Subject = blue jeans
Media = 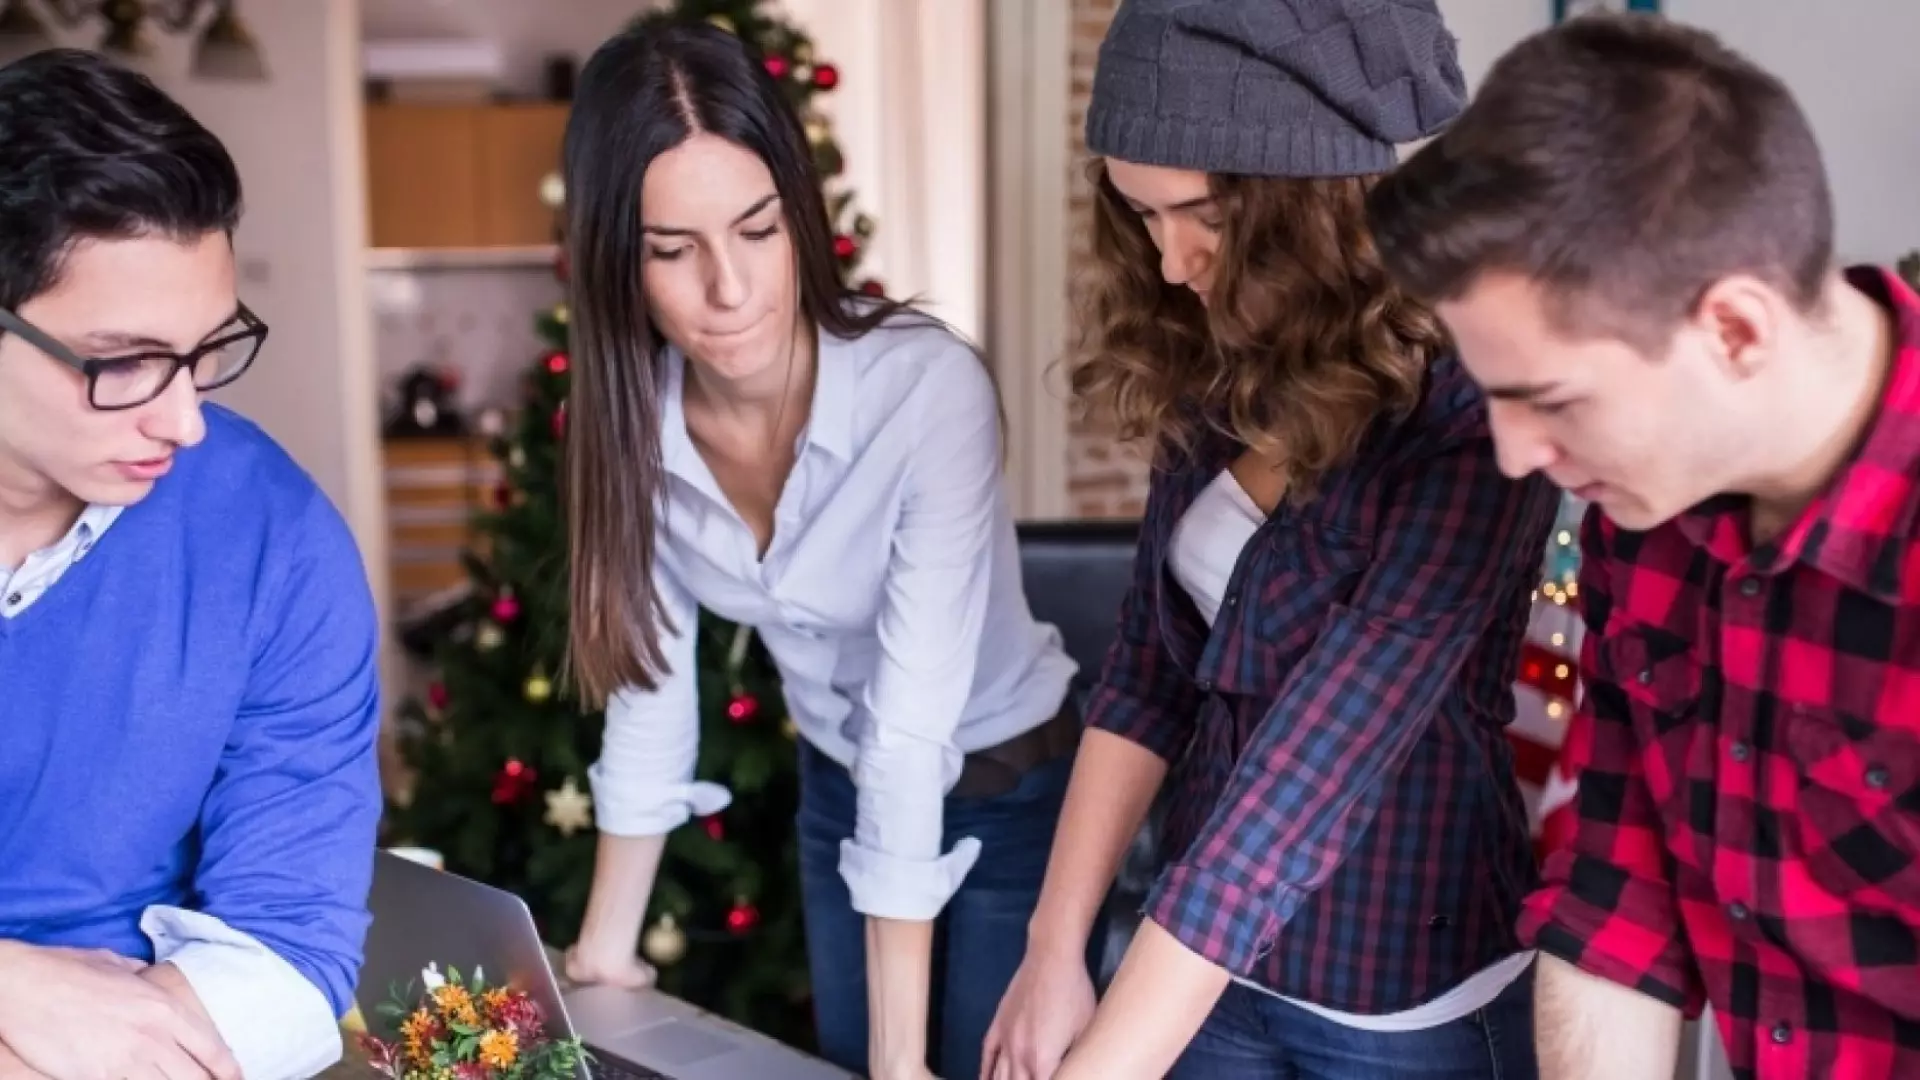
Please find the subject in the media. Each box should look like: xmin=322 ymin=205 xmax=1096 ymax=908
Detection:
xmin=1168 ymin=960 xmax=1539 ymax=1080
xmin=796 ymin=738 xmax=1074 ymax=1080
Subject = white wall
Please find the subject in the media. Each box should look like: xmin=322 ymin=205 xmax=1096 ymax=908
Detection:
xmin=1665 ymin=0 xmax=1920 ymax=264
xmin=361 ymin=0 xmax=652 ymax=96
xmin=184 ymin=5 xmax=383 ymax=561
xmin=1436 ymin=0 xmax=1920 ymax=264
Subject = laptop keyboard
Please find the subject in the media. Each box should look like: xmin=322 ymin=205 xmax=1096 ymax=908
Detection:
xmin=589 ymin=1052 xmax=669 ymax=1080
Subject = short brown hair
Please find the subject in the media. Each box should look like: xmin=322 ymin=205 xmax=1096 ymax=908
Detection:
xmin=1366 ymin=13 xmax=1833 ymax=351
xmin=1069 ymin=163 xmax=1444 ymax=502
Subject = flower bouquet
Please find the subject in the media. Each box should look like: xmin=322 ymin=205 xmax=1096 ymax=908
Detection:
xmin=359 ymin=963 xmax=587 ymax=1080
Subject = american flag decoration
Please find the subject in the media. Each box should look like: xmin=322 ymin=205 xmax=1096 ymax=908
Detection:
xmin=1508 ymin=496 xmax=1589 ymax=860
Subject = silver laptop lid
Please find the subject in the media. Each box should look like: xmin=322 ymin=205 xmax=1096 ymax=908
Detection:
xmin=359 ymin=850 xmax=580 ymax=1048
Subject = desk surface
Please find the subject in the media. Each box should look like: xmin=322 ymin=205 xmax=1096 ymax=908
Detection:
xmin=325 ymin=945 xmax=821 ymax=1079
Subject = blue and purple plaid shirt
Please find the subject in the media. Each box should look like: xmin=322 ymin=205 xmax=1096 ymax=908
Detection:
xmin=1086 ymin=354 xmax=1560 ymax=1011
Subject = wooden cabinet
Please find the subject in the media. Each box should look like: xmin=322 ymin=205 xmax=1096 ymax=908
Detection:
xmin=364 ymin=102 xmax=569 ymax=251
xmin=382 ymin=436 xmax=501 ymax=609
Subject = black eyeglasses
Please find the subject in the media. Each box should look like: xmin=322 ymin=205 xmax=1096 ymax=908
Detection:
xmin=0 ymin=303 xmax=268 ymax=411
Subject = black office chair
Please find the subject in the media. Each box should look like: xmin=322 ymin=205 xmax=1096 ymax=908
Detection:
xmin=1013 ymin=519 xmax=1159 ymax=984
xmin=1013 ymin=519 xmax=1139 ymax=691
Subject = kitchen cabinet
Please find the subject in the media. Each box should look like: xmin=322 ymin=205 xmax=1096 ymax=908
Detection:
xmin=364 ymin=102 xmax=569 ymax=252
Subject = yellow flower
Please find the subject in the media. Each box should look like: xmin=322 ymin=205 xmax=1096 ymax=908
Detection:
xmin=431 ymin=983 xmax=480 ymax=1027
xmin=479 ymin=987 xmax=511 ymax=1019
xmin=479 ymin=1029 xmax=519 ymax=1070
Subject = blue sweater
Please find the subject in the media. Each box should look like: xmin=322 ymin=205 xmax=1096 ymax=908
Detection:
xmin=0 ymin=406 xmax=382 ymax=1016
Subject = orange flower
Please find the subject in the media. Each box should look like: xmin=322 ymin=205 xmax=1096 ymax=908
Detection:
xmin=432 ymin=983 xmax=481 ymax=1027
xmin=478 ymin=1028 xmax=519 ymax=1070
xmin=479 ymin=987 xmax=512 ymax=1021
xmin=400 ymin=1007 xmax=442 ymax=1067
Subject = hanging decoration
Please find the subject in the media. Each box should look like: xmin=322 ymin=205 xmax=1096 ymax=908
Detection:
xmin=543 ymin=777 xmax=594 ymax=836
xmin=492 ymin=759 xmax=539 ymax=805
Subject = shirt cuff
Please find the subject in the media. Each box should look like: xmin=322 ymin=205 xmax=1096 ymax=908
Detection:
xmin=1516 ymin=874 xmax=1697 ymax=1013
xmin=140 ymin=906 xmax=343 ymax=1080
xmin=838 ymin=835 xmax=982 ymax=921
xmin=1085 ymin=683 xmax=1189 ymax=761
xmin=586 ymin=769 xmax=733 ymax=836
xmin=1143 ymin=864 xmax=1292 ymax=977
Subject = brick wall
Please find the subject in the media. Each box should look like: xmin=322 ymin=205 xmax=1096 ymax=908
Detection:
xmin=1064 ymin=0 xmax=1152 ymax=519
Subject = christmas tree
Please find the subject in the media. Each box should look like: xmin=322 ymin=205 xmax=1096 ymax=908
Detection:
xmin=383 ymin=0 xmax=884 ymax=1048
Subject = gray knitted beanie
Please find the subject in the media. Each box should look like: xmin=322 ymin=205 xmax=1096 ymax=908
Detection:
xmin=1087 ymin=0 xmax=1466 ymax=177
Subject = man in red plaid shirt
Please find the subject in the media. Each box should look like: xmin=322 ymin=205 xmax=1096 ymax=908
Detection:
xmin=1367 ymin=12 xmax=1920 ymax=1080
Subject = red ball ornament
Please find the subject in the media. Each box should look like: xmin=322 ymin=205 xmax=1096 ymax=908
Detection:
xmin=494 ymin=481 xmax=514 ymax=510
xmin=812 ymin=63 xmax=839 ymax=90
xmin=491 ymin=593 xmax=521 ymax=623
xmin=552 ymin=401 xmax=568 ymax=439
xmin=554 ymin=248 xmax=570 ymax=283
xmin=1515 ymin=642 xmax=1578 ymax=700
xmin=703 ymin=815 xmax=725 ymax=842
xmin=544 ymin=351 xmax=570 ymax=376
xmin=832 ymin=234 xmax=856 ymax=259
xmin=726 ymin=901 xmax=761 ymax=934
xmin=491 ymin=758 xmax=539 ymax=805
xmin=764 ymin=54 xmax=790 ymax=79
xmin=726 ymin=693 xmax=760 ymax=723
xmin=859 ymin=280 xmax=886 ymax=297
xmin=427 ymin=681 xmax=449 ymax=711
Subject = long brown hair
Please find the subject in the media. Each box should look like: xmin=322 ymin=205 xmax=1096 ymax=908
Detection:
xmin=562 ymin=21 xmax=912 ymax=709
xmin=1070 ymin=163 xmax=1446 ymax=500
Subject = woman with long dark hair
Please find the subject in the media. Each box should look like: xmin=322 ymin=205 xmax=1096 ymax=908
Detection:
xmin=982 ymin=2 xmax=1561 ymax=1079
xmin=555 ymin=21 xmax=1080 ymax=1080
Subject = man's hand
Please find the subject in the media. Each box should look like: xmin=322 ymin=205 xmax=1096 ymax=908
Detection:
xmin=0 ymin=941 xmax=240 ymax=1080
xmin=0 ymin=1041 xmax=52 ymax=1080
xmin=980 ymin=945 xmax=1096 ymax=1080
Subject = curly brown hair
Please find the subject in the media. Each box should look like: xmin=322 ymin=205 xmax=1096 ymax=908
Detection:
xmin=1069 ymin=162 xmax=1447 ymax=501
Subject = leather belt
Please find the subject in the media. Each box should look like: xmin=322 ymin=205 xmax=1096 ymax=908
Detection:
xmin=949 ymin=696 xmax=1083 ymax=799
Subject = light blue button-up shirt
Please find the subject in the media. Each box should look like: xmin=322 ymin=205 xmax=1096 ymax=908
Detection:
xmin=4 ymin=502 xmax=343 ymax=1078
xmin=588 ymin=314 xmax=1078 ymax=921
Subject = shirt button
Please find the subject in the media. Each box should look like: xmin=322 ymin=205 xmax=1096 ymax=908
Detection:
xmin=1730 ymin=741 xmax=1751 ymax=763
xmin=1223 ymin=594 xmax=1239 ymax=608
xmin=1770 ymin=1022 xmax=1793 ymax=1045
xmin=1636 ymin=668 xmax=1653 ymax=686
xmin=1195 ymin=678 xmax=1214 ymax=693
xmin=1739 ymin=577 xmax=1762 ymax=599
xmin=1728 ymin=901 xmax=1750 ymax=921
xmin=1866 ymin=765 xmax=1891 ymax=790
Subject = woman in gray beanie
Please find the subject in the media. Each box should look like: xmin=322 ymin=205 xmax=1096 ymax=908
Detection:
xmin=981 ymin=2 xmax=1560 ymax=1078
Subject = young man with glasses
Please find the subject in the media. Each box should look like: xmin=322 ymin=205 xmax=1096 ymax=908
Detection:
xmin=0 ymin=50 xmax=380 ymax=1080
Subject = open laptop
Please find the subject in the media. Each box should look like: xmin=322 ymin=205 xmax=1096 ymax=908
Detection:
xmin=359 ymin=850 xmax=852 ymax=1080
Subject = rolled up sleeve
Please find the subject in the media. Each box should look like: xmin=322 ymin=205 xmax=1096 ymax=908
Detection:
xmin=845 ymin=349 xmax=1001 ymax=920
xmin=143 ymin=907 xmax=342 ymax=1080
xmin=588 ymin=561 xmax=732 ymax=836
xmin=1084 ymin=459 xmax=1205 ymax=761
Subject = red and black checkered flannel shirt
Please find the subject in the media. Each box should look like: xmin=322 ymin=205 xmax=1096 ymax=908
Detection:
xmin=1518 ymin=267 xmax=1920 ymax=1078
xmin=1087 ymin=354 xmax=1560 ymax=1011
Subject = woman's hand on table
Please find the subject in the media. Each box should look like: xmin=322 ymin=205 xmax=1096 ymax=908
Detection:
xmin=563 ymin=939 xmax=657 ymax=990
